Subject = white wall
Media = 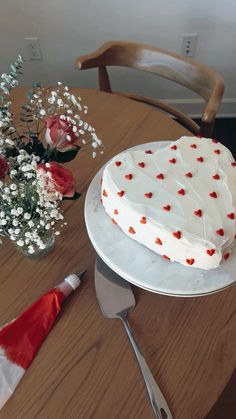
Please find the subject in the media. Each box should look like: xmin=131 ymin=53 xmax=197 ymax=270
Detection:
xmin=0 ymin=0 xmax=235 ymax=116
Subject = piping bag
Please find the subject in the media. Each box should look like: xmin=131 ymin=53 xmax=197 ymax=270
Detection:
xmin=0 ymin=271 xmax=85 ymax=409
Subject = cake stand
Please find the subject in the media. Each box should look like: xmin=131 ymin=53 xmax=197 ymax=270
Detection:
xmin=84 ymin=142 xmax=236 ymax=297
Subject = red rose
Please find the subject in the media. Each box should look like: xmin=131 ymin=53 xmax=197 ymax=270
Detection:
xmin=37 ymin=162 xmax=76 ymax=198
xmin=0 ymin=156 xmax=8 ymax=179
xmin=44 ymin=116 xmax=78 ymax=149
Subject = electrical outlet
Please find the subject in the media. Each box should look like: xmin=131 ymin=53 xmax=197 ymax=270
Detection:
xmin=181 ymin=33 xmax=198 ymax=57
xmin=24 ymin=37 xmax=42 ymax=61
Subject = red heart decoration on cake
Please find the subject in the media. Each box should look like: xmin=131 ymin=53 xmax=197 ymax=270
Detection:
xmin=129 ymin=227 xmax=135 ymax=234
xmin=173 ymin=231 xmax=181 ymax=239
xmin=207 ymin=249 xmax=215 ymax=256
xmin=117 ymin=191 xmax=124 ymax=197
xmin=186 ymin=258 xmax=195 ymax=265
xmin=103 ymin=189 xmax=108 ymax=197
xmin=125 ymin=174 xmax=133 ymax=180
xmin=194 ymin=209 xmax=202 ymax=217
xmin=140 ymin=216 xmax=147 ymax=224
xmin=144 ymin=192 xmax=153 ymax=198
xmin=163 ymin=205 xmax=171 ymax=211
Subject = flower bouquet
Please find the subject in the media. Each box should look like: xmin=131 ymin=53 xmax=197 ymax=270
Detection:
xmin=0 ymin=56 xmax=103 ymax=256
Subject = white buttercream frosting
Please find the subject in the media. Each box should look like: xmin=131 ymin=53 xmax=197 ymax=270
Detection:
xmin=101 ymin=136 xmax=236 ymax=270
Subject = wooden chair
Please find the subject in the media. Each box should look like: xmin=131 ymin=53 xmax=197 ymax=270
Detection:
xmin=75 ymin=41 xmax=224 ymax=137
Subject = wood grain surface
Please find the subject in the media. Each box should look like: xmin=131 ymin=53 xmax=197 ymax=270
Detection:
xmin=0 ymin=88 xmax=235 ymax=419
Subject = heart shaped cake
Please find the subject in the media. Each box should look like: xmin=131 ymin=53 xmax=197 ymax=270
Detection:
xmin=101 ymin=136 xmax=236 ymax=270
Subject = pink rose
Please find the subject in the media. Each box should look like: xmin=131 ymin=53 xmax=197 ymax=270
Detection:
xmin=37 ymin=162 xmax=76 ymax=198
xmin=0 ymin=156 xmax=8 ymax=179
xmin=44 ymin=116 xmax=78 ymax=149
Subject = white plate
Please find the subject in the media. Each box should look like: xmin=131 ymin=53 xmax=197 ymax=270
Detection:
xmin=84 ymin=141 xmax=236 ymax=297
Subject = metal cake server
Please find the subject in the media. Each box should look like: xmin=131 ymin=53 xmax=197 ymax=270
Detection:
xmin=95 ymin=256 xmax=173 ymax=419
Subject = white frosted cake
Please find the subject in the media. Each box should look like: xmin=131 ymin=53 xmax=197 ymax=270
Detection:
xmin=101 ymin=136 xmax=236 ymax=270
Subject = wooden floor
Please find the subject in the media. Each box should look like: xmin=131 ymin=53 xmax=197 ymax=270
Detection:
xmin=205 ymin=368 xmax=236 ymax=419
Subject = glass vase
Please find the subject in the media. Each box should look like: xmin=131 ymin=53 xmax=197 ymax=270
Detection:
xmin=14 ymin=230 xmax=55 ymax=258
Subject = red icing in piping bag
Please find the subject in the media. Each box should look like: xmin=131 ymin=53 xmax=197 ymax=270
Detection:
xmin=0 ymin=288 xmax=65 ymax=369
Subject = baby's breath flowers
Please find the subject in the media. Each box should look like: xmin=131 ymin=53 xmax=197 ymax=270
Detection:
xmin=0 ymin=151 xmax=64 ymax=254
xmin=0 ymin=56 xmax=103 ymax=255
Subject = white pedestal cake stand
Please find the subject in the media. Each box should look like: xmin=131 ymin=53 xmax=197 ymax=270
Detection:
xmin=84 ymin=141 xmax=236 ymax=297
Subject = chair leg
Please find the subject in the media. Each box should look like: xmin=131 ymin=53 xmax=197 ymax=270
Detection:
xmin=99 ymin=66 xmax=112 ymax=92
xmin=199 ymin=121 xmax=214 ymax=138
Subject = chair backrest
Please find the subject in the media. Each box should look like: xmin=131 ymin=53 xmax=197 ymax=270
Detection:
xmin=76 ymin=41 xmax=224 ymax=136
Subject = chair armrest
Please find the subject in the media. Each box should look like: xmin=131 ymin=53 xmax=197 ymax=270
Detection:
xmin=75 ymin=43 xmax=112 ymax=70
xmin=203 ymin=82 xmax=224 ymax=121
xmin=200 ymin=79 xmax=224 ymax=136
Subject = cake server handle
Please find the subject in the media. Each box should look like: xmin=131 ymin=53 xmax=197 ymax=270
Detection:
xmin=119 ymin=316 xmax=173 ymax=419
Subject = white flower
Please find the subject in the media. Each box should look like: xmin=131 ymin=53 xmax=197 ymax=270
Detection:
xmin=5 ymin=139 xmax=14 ymax=146
xmin=16 ymin=239 xmax=24 ymax=247
xmin=24 ymin=213 xmax=31 ymax=220
xmin=16 ymin=207 xmax=23 ymax=215
xmin=28 ymin=245 xmax=35 ymax=254
xmin=40 ymin=109 xmax=46 ymax=116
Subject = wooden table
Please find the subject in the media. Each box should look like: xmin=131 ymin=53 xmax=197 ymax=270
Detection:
xmin=1 ymin=88 xmax=235 ymax=419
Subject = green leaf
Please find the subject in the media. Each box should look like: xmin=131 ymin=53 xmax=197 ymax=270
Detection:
xmin=33 ymin=82 xmax=41 ymax=88
xmin=27 ymin=91 xmax=33 ymax=99
xmin=49 ymin=146 xmax=80 ymax=163
xmin=31 ymin=136 xmax=45 ymax=157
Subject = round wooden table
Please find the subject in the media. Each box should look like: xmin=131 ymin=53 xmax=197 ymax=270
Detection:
xmin=1 ymin=88 xmax=235 ymax=419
